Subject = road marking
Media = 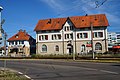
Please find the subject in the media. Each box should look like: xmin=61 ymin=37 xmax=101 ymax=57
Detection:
xmin=18 ymin=72 xmax=23 ymax=75
xmin=24 ymin=75 xmax=31 ymax=79
xmin=100 ymin=70 xmax=119 ymax=74
xmin=79 ymin=67 xmax=119 ymax=75
xmin=18 ymin=71 xmax=33 ymax=80
xmin=81 ymin=67 xmax=98 ymax=71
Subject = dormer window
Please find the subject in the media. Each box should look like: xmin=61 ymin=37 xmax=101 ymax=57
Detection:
xmin=65 ymin=26 xmax=70 ymax=31
xmin=15 ymin=35 xmax=18 ymax=38
xmin=64 ymin=26 xmax=73 ymax=31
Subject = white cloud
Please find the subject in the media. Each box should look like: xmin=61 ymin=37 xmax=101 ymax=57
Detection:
xmin=105 ymin=12 xmax=120 ymax=26
xmin=41 ymin=0 xmax=64 ymax=11
xmin=40 ymin=0 xmax=120 ymax=29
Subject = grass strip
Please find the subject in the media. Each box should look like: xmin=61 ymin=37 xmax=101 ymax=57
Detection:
xmin=0 ymin=69 xmax=30 ymax=80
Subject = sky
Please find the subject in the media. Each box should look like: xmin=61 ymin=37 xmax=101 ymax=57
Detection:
xmin=0 ymin=0 xmax=120 ymax=39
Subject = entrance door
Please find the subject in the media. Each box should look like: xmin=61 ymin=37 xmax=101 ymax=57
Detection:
xmin=81 ymin=45 xmax=85 ymax=54
xmin=67 ymin=44 xmax=73 ymax=55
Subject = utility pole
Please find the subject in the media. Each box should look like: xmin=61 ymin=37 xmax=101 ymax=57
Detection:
xmin=90 ymin=23 xmax=95 ymax=59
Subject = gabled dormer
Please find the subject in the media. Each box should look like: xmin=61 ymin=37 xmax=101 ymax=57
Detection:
xmin=63 ymin=19 xmax=74 ymax=32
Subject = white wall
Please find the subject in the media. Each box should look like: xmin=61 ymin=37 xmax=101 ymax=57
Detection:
xmin=36 ymin=19 xmax=107 ymax=43
xmin=8 ymin=41 xmax=30 ymax=47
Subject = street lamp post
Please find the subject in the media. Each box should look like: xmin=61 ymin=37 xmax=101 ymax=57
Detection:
xmin=0 ymin=6 xmax=3 ymax=35
xmin=0 ymin=6 xmax=7 ymax=70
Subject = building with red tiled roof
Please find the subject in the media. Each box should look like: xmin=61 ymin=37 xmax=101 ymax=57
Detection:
xmin=34 ymin=14 xmax=109 ymax=31
xmin=34 ymin=14 xmax=109 ymax=55
xmin=7 ymin=30 xmax=36 ymax=57
xmin=8 ymin=30 xmax=30 ymax=41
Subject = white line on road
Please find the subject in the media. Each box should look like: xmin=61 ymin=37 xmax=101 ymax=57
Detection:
xmin=81 ymin=67 xmax=98 ymax=71
xmin=100 ymin=70 xmax=119 ymax=75
xmin=18 ymin=72 xmax=23 ymax=75
xmin=24 ymin=75 xmax=31 ymax=79
xmin=78 ymin=67 xmax=119 ymax=75
xmin=18 ymin=71 xmax=33 ymax=80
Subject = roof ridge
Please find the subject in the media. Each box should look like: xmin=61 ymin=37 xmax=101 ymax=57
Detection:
xmin=34 ymin=14 xmax=109 ymax=31
xmin=8 ymin=30 xmax=31 ymax=41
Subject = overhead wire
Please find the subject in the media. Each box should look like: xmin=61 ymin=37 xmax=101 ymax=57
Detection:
xmin=56 ymin=0 xmax=108 ymax=17
xmin=95 ymin=0 xmax=108 ymax=8
xmin=56 ymin=0 xmax=93 ymax=17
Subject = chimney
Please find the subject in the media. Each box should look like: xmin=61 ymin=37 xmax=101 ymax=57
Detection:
xmin=24 ymin=30 xmax=26 ymax=33
xmin=48 ymin=19 xmax=51 ymax=24
xmin=19 ymin=29 xmax=23 ymax=32
xmin=85 ymin=14 xmax=88 ymax=16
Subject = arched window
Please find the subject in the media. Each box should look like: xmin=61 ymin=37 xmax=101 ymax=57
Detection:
xmin=55 ymin=45 xmax=59 ymax=52
xmin=42 ymin=44 xmax=47 ymax=52
xmin=95 ymin=43 xmax=102 ymax=50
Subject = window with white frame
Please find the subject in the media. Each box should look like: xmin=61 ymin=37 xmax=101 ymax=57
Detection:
xmin=39 ymin=35 xmax=48 ymax=41
xmin=83 ymin=33 xmax=88 ymax=38
xmin=9 ymin=42 xmax=13 ymax=45
xmin=15 ymin=41 xmax=17 ymax=45
xmin=42 ymin=44 xmax=47 ymax=52
xmin=64 ymin=26 xmax=73 ymax=31
xmin=55 ymin=45 xmax=59 ymax=52
xmin=98 ymin=32 xmax=103 ymax=37
xmin=95 ymin=42 xmax=102 ymax=50
xmin=12 ymin=42 xmax=14 ymax=45
xmin=77 ymin=33 xmax=88 ymax=39
xmin=94 ymin=32 xmax=103 ymax=38
xmin=52 ymin=34 xmax=61 ymax=40
xmin=65 ymin=33 xmax=73 ymax=39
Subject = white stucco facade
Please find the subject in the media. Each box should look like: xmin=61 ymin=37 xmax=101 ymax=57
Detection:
xmin=36 ymin=19 xmax=108 ymax=55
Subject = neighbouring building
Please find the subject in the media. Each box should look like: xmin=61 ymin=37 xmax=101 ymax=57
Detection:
xmin=108 ymin=32 xmax=120 ymax=51
xmin=7 ymin=30 xmax=36 ymax=57
xmin=108 ymin=32 xmax=117 ymax=49
xmin=116 ymin=32 xmax=120 ymax=44
xmin=0 ymin=47 xmax=5 ymax=56
xmin=34 ymin=14 xmax=109 ymax=55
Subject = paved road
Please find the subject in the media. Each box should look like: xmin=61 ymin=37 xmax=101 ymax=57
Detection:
xmin=0 ymin=60 xmax=120 ymax=80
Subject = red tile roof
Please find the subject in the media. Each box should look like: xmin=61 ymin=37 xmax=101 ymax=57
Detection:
xmin=34 ymin=14 xmax=109 ymax=31
xmin=8 ymin=30 xmax=30 ymax=41
xmin=34 ymin=18 xmax=67 ymax=31
xmin=70 ymin=14 xmax=109 ymax=28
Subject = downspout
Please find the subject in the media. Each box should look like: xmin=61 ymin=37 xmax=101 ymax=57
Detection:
xmin=104 ymin=27 xmax=107 ymax=53
xmin=62 ymin=30 xmax=64 ymax=55
xmin=36 ymin=31 xmax=38 ymax=54
xmin=74 ymin=28 xmax=77 ymax=60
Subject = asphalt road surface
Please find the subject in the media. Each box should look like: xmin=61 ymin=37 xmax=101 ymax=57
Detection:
xmin=0 ymin=59 xmax=120 ymax=80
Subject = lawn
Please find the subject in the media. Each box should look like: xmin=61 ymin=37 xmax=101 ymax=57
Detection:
xmin=0 ymin=69 xmax=30 ymax=80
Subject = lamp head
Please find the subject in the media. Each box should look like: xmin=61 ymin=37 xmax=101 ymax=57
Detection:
xmin=0 ymin=6 xmax=3 ymax=11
